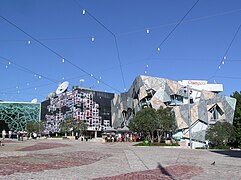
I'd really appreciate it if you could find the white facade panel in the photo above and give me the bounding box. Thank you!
[179,80,223,92]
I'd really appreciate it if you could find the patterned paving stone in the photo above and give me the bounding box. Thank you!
[1,140,240,179]
[0,151,110,176]
[0,139,16,143]
[94,164,203,180]
[17,142,69,151]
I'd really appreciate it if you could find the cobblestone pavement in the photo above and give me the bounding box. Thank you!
[17,142,69,151]
[94,164,203,180]
[0,139,241,180]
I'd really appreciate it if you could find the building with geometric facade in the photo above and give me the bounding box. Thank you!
[0,101,41,133]
[111,75,236,148]
[41,86,114,136]
[72,86,114,130]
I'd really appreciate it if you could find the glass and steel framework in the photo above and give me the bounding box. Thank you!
[0,102,41,132]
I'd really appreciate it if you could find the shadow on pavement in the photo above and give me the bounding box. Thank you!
[210,150,241,158]
[157,162,175,180]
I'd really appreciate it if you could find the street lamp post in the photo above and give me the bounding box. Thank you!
[187,85,192,149]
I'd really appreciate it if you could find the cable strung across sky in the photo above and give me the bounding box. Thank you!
[208,23,241,81]
[74,0,126,91]
[143,0,200,75]
[1,7,241,42]
[0,15,121,93]
[0,1,241,101]
[0,55,58,83]
[155,0,200,51]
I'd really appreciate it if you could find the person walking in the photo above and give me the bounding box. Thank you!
[8,130,12,139]
[121,133,125,142]
[2,130,6,140]
[17,131,20,141]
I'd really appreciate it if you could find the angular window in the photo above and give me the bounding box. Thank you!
[170,94,183,106]
[209,104,224,120]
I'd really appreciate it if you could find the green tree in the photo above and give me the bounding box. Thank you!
[78,121,88,137]
[129,108,158,143]
[205,121,235,148]
[156,107,177,143]
[60,120,68,136]
[231,91,241,148]
[26,120,44,134]
[60,117,76,136]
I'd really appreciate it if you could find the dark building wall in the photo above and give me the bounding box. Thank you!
[41,99,50,120]
[41,87,114,128]
[72,86,114,126]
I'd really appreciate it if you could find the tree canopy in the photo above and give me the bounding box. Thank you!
[60,117,88,137]
[129,108,157,142]
[26,120,43,134]
[231,91,241,148]
[60,117,76,135]
[205,121,235,148]
[156,107,177,133]
[129,107,176,143]
[78,121,88,136]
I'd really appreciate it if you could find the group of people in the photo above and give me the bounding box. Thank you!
[105,133,141,142]
[1,129,41,141]
[17,131,40,140]
[1,130,12,146]
[17,131,26,141]
[119,133,141,142]
[1,129,12,139]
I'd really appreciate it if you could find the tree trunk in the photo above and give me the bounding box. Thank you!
[157,130,161,143]
[151,131,154,143]
[147,132,151,142]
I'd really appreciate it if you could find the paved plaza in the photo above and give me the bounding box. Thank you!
[0,138,240,180]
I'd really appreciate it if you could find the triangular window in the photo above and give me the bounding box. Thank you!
[209,104,224,120]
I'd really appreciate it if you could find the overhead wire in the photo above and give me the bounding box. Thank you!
[0,54,125,97]
[208,23,241,80]
[155,0,200,52]
[1,49,241,97]
[0,55,58,83]
[116,7,241,36]
[0,15,121,93]
[0,79,42,92]
[0,57,127,97]
[1,1,240,97]
[73,0,126,90]
[0,34,112,42]
[1,7,241,42]
[1,82,54,93]
[2,0,239,87]
[142,0,200,75]
[215,75,241,80]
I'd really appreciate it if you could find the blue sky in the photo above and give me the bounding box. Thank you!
[0,0,241,102]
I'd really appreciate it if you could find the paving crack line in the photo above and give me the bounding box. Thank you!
[124,149,148,171]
